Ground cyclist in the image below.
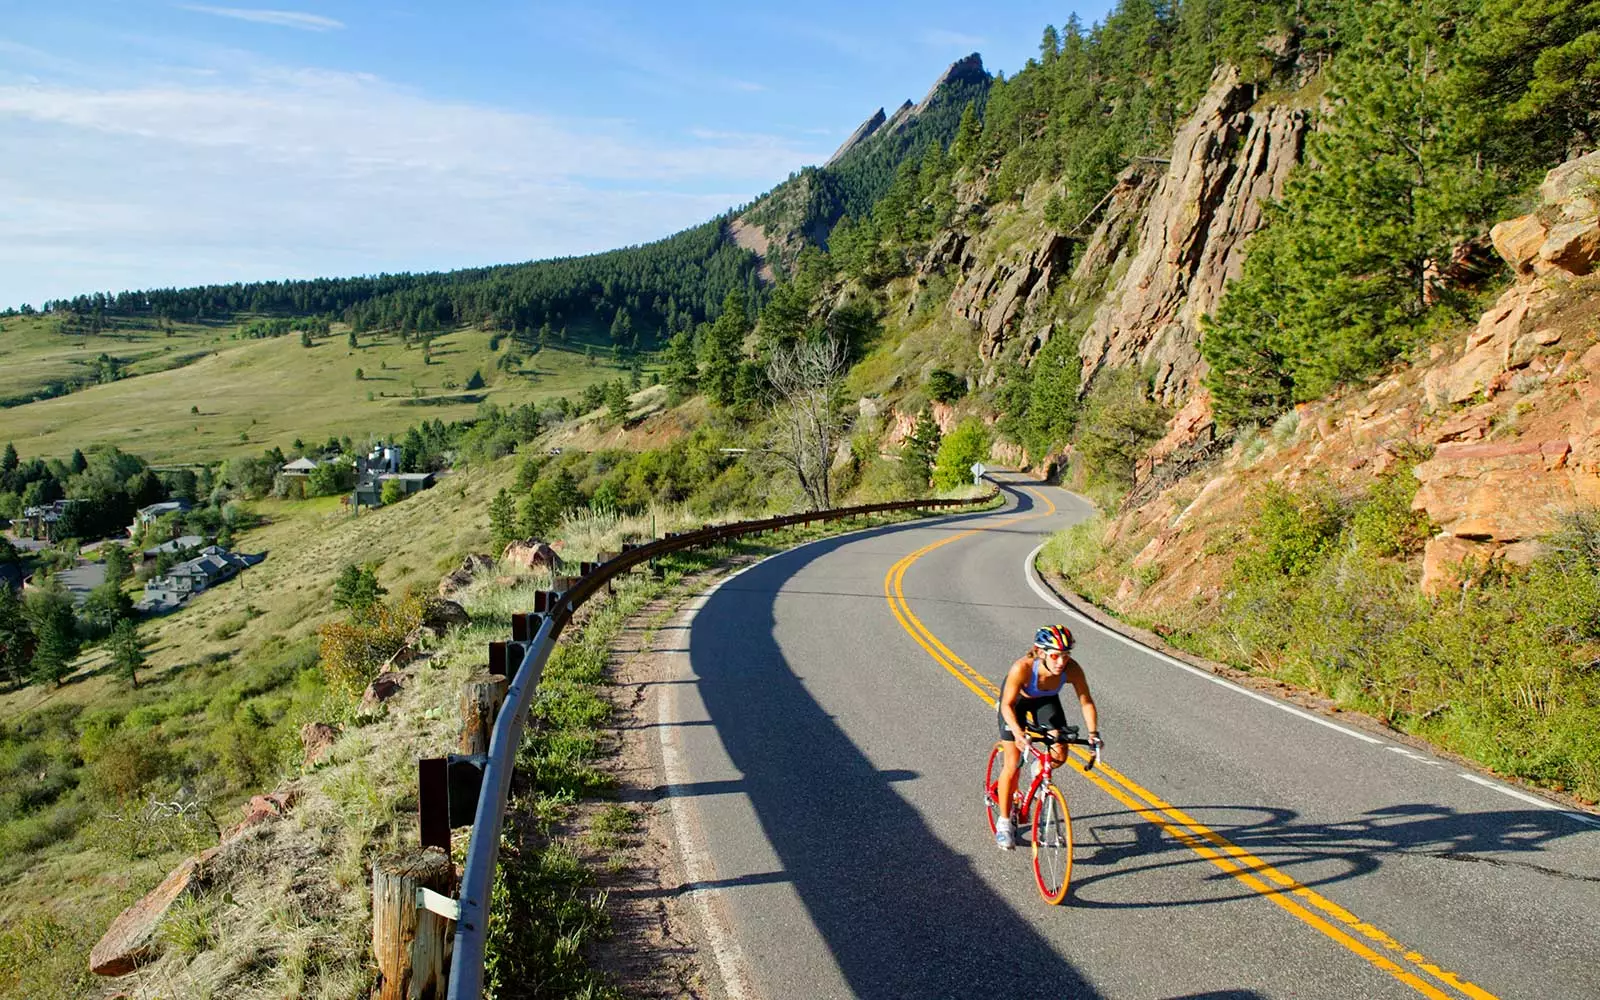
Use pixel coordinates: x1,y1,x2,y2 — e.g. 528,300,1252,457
994,624,1101,850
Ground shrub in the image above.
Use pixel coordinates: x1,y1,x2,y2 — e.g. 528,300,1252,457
927,368,966,403
1039,517,1108,583
1233,482,1347,581
1074,369,1169,497
931,418,990,490
1350,473,1431,557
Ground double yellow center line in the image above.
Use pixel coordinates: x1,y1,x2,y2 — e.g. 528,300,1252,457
882,483,1497,1000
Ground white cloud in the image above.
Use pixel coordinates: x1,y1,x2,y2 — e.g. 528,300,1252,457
0,65,827,304
919,28,985,50
177,5,345,32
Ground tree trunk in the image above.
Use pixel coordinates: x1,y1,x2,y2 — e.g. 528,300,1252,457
372,847,454,1000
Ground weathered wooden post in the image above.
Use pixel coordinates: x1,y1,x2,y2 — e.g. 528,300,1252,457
372,846,454,1000
459,673,508,755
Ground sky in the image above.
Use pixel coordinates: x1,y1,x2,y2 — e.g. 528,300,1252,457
0,1,1116,308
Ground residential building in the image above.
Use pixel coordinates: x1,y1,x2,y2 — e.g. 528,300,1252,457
136,545,266,614
20,499,80,541
128,499,193,538
280,457,320,477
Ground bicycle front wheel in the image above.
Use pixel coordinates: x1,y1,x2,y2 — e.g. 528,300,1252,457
984,741,1006,833
1030,782,1073,904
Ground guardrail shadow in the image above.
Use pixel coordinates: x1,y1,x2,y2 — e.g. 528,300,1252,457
687,530,1102,998
1066,800,1598,909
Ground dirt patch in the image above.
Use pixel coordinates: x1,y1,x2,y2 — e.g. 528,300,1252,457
564,557,762,999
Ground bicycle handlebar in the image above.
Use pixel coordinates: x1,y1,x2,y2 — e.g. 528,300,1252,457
1020,728,1102,771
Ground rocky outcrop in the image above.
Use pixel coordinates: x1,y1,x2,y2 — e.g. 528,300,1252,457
91,848,219,975
825,107,888,167
503,539,559,571
438,553,494,599
947,231,1073,363
1078,67,1307,403
301,721,339,767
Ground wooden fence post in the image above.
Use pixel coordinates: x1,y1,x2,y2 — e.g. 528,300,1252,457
459,673,508,755
372,847,454,1000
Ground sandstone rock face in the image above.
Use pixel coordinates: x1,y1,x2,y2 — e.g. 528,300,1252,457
222,790,298,840
1078,67,1307,403
1411,440,1600,543
1420,535,1492,597
1423,284,1552,408
91,848,218,975
947,231,1072,362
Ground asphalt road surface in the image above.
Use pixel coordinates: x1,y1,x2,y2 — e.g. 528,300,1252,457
657,473,1600,1000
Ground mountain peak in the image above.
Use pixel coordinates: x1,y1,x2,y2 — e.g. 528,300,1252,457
825,107,889,167
912,53,986,116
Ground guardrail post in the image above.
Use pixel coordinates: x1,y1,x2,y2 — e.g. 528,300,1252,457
373,846,453,1000
419,758,450,850
460,673,508,755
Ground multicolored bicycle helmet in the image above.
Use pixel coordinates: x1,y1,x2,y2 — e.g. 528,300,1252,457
1034,624,1074,652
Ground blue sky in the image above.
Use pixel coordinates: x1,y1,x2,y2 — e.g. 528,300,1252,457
0,1,1115,307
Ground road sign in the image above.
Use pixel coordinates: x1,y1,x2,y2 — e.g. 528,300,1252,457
970,462,987,485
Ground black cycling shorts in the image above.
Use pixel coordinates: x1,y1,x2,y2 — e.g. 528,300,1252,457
997,695,1066,742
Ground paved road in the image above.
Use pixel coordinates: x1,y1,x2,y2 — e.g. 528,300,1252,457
659,474,1600,1000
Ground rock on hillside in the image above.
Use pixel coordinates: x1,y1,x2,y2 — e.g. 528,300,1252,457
1073,150,1600,611
1077,66,1307,405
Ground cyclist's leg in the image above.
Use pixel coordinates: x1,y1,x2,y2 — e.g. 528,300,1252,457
994,707,1024,821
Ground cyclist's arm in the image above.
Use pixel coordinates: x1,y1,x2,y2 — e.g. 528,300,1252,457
998,657,1030,743
1064,658,1099,737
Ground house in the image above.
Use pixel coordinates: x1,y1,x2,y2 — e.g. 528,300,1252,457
136,545,266,614
280,457,320,477
351,441,435,508
354,472,436,507
127,499,192,538
141,534,205,563
20,499,80,541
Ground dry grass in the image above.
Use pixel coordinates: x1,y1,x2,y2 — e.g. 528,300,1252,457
0,321,635,464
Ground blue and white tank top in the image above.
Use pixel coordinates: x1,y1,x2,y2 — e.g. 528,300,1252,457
1020,656,1065,698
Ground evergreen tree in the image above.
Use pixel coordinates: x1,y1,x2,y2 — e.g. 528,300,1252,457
24,586,78,687
109,618,144,688
701,290,749,408
0,585,33,688
332,563,386,618
489,488,517,553
905,408,942,488
951,101,982,168
664,331,699,403
606,379,631,423
1,442,16,476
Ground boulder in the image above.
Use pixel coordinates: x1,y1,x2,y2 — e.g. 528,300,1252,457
90,848,218,976
1491,214,1549,275
424,598,470,630
438,553,494,598
300,722,339,767
1423,284,1547,407
360,671,406,713
502,540,559,571
222,790,298,841
1538,220,1600,275
1411,439,1597,543
1538,149,1600,214
1420,535,1492,597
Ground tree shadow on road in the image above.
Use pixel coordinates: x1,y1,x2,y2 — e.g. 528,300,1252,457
1065,800,1598,909
687,520,1103,998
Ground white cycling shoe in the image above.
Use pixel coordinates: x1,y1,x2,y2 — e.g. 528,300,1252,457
995,818,1016,851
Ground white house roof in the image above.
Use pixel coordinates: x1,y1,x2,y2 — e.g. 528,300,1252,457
282,457,320,472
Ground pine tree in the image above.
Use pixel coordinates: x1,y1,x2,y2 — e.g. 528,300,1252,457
489,488,517,553
109,619,144,688
606,379,630,423
905,408,942,487
2,442,18,476
701,290,749,408
0,585,33,688
664,331,698,403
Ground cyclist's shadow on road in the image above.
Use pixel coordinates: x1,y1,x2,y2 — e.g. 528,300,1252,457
687,521,1103,999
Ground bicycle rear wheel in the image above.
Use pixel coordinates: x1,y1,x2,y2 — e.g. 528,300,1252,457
1030,782,1073,904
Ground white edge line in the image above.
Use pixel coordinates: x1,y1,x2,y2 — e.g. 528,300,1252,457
656,514,959,1000
1023,540,1383,745
1024,540,1600,828
1457,773,1600,828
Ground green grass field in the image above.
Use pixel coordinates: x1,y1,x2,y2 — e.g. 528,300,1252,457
0,316,640,464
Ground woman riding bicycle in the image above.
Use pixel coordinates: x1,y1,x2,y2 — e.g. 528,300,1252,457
994,624,1101,850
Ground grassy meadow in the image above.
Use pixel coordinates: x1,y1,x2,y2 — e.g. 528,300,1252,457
0,315,641,464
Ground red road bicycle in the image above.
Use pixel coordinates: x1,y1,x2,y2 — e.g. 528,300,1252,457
983,725,1099,904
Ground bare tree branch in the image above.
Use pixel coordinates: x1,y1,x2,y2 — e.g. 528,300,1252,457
765,336,851,510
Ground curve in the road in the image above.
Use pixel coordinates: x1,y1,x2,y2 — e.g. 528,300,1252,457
883,480,1496,1000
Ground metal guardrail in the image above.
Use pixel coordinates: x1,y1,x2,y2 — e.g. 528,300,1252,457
443,488,999,999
